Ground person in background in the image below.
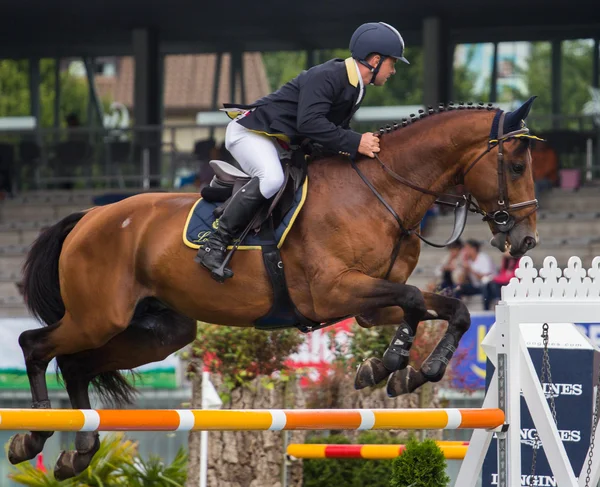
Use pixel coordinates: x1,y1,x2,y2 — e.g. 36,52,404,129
426,239,463,294
454,239,496,310
483,251,521,309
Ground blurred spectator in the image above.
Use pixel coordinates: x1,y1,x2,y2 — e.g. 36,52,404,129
65,112,87,143
454,239,496,310
482,251,520,309
426,239,464,293
531,139,558,196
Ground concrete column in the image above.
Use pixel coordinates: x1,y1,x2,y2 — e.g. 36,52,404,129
306,50,319,69
84,57,105,128
53,58,61,131
209,53,223,139
28,58,40,127
490,43,498,103
551,40,562,128
593,38,599,89
132,28,162,186
423,17,451,107
230,50,244,104
238,51,246,104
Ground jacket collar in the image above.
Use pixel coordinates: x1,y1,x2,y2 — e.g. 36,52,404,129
344,57,359,88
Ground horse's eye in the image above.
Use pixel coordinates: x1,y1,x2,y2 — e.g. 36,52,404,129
512,163,525,175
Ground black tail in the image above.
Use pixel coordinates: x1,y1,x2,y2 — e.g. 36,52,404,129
22,210,137,406
22,211,87,325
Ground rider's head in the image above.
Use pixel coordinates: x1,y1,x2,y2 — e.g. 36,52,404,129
350,22,409,86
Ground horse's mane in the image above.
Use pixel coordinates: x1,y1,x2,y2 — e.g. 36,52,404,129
374,101,498,138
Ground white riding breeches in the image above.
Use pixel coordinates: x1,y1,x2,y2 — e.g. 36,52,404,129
224,119,286,199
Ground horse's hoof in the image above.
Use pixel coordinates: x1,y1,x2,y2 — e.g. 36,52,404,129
386,366,427,397
54,451,78,481
8,434,33,465
354,357,390,389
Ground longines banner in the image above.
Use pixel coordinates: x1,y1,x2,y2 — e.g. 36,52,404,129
482,322,597,487
0,318,179,389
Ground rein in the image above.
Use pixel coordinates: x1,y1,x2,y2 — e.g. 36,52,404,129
350,124,539,277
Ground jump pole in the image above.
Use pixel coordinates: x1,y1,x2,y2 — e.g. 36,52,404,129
0,408,504,432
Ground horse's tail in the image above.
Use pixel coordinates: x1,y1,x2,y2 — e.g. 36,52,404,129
23,209,137,406
22,211,87,325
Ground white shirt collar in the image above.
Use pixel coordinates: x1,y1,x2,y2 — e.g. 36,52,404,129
352,59,365,105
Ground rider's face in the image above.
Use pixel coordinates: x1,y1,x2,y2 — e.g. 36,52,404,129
372,57,397,86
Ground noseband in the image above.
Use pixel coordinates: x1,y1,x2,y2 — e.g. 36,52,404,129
349,112,539,278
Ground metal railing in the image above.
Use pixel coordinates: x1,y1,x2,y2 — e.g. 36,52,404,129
1,124,223,193
2,111,599,195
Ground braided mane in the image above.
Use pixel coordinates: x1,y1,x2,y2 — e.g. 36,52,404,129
375,102,497,136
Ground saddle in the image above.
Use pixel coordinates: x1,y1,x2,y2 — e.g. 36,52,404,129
198,150,321,332
201,151,306,230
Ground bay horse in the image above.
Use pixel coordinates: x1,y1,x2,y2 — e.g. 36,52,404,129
11,99,539,479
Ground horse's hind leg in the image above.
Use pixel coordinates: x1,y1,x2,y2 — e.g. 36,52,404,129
7,323,62,465
386,293,471,397
52,360,100,481
9,305,134,467
53,304,196,480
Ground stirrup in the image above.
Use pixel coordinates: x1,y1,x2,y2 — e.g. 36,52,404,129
211,264,234,283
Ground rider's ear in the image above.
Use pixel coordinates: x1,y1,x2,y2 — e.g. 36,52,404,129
367,53,381,66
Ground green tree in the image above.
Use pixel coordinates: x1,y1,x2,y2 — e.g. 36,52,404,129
389,438,450,487
517,40,594,119
453,45,487,103
0,60,30,118
262,51,307,91
0,59,98,128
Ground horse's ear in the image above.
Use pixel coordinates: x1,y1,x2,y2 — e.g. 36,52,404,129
504,96,537,133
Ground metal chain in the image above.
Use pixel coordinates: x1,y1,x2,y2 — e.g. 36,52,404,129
529,323,557,486
584,350,600,487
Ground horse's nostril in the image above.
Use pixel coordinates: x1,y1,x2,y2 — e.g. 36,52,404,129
524,236,536,250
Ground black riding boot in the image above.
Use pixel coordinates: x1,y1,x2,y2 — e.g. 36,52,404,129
195,177,267,281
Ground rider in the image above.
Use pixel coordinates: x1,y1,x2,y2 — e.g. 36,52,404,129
196,21,410,281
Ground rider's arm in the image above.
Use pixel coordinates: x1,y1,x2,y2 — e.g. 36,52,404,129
296,69,362,158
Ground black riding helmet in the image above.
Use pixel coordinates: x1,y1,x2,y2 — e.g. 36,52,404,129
350,22,409,85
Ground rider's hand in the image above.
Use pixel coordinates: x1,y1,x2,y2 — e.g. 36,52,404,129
358,132,381,158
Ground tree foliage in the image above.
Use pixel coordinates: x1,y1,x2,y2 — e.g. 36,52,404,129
389,438,450,487
0,59,97,128
523,40,595,117
184,322,303,393
8,433,187,486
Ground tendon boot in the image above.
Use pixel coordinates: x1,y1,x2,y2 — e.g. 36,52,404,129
195,177,266,281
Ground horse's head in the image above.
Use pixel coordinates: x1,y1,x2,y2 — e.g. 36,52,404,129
462,97,540,258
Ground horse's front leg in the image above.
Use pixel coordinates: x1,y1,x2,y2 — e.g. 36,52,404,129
310,272,426,385
353,305,431,390
354,292,471,396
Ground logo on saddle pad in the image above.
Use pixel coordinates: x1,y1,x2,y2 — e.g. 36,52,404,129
197,231,211,243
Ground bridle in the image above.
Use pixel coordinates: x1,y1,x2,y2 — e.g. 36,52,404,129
461,111,539,233
349,111,539,278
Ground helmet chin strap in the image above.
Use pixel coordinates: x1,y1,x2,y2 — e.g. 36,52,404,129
357,56,387,85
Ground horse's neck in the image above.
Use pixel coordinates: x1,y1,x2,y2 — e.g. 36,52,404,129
370,114,491,227
305,112,491,236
